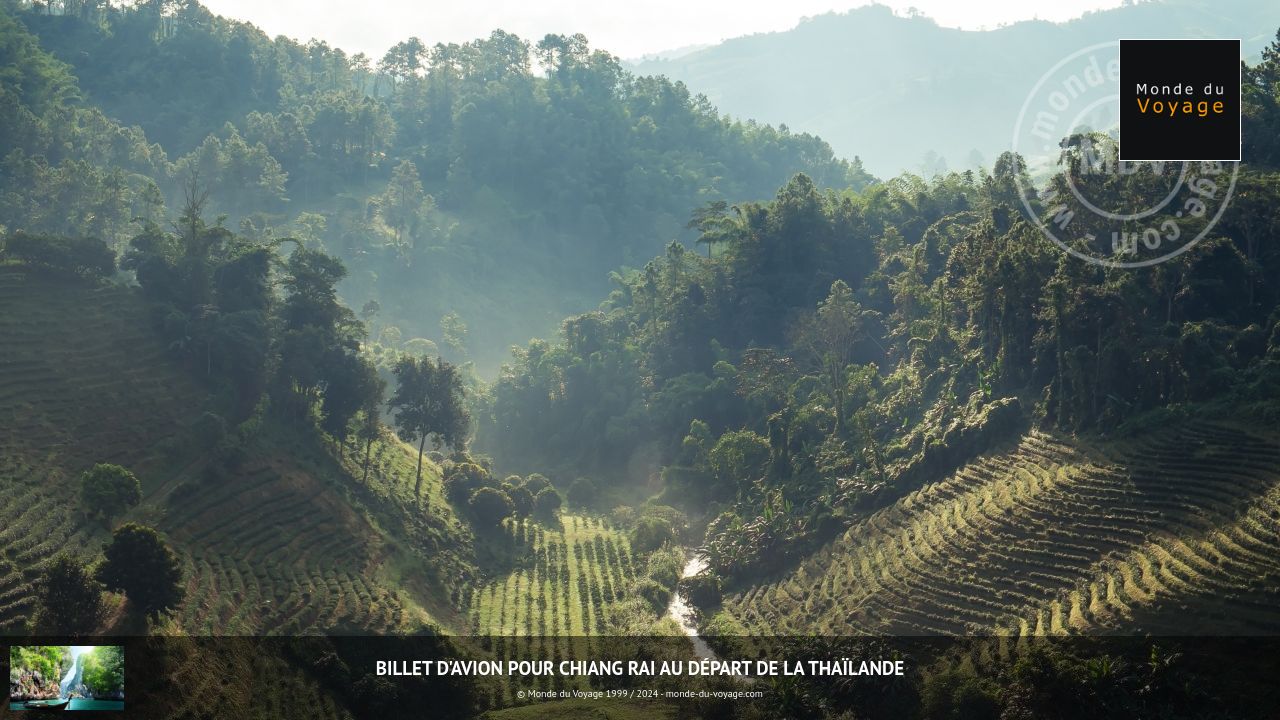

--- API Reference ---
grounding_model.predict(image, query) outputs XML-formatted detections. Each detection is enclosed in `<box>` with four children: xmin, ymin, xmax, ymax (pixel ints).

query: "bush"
<box><xmin>634</xmin><ymin>577</ymin><xmax>672</xmax><ymax>612</ymax></box>
<box><xmin>919</xmin><ymin>670</ymin><xmax>1001</xmax><ymax>720</ymax></box>
<box><xmin>2</xmin><ymin>232</ymin><xmax>115</xmax><ymax>279</ymax></box>
<box><xmin>444</xmin><ymin>462</ymin><xmax>491</xmax><ymax>503</ymax></box>
<box><xmin>568</xmin><ymin>477</ymin><xmax>598</xmax><ymax>507</ymax></box>
<box><xmin>80</xmin><ymin>463</ymin><xmax>142</xmax><ymax>520</ymax></box>
<box><xmin>523</xmin><ymin>473</ymin><xmax>552</xmax><ymax>494</ymax></box>
<box><xmin>534</xmin><ymin>487</ymin><xmax>562</xmax><ymax>516</ymax></box>
<box><xmin>680</xmin><ymin>572</ymin><xmax>722</xmax><ymax>609</ymax></box>
<box><xmin>468</xmin><ymin>487</ymin><xmax>514</xmax><ymax>527</ymax></box>
<box><xmin>630</xmin><ymin>516</ymin><xmax>675</xmax><ymax>554</ymax></box>
<box><xmin>508</xmin><ymin>485</ymin><xmax>535</xmax><ymax>517</ymax></box>
<box><xmin>646</xmin><ymin>547</ymin><xmax>685</xmax><ymax>590</ymax></box>
<box><xmin>193</xmin><ymin>411</ymin><xmax>227</xmax><ymax>450</ymax></box>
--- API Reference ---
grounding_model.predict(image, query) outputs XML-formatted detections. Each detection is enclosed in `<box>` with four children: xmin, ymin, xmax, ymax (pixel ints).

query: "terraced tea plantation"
<box><xmin>462</xmin><ymin>514</ymin><xmax>640</xmax><ymax>707</ymax></box>
<box><xmin>467</xmin><ymin>514</ymin><xmax>637</xmax><ymax>638</ymax></box>
<box><xmin>724</xmin><ymin>423</ymin><xmax>1280</xmax><ymax>636</ymax></box>
<box><xmin>165</xmin><ymin>457</ymin><xmax>411</xmax><ymax>635</ymax></box>
<box><xmin>0</xmin><ymin>269</ymin><xmax>431</xmax><ymax>635</ymax></box>
<box><xmin>0</xmin><ymin>268</ymin><xmax>203</xmax><ymax>631</ymax></box>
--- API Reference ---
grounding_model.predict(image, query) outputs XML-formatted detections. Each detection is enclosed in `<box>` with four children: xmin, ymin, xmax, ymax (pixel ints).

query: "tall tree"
<box><xmin>389</xmin><ymin>355</ymin><xmax>471</xmax><ymax>498</ymax></box>
<box><xmin>36</xmin><ymin>554</ymin><xmax>104</xmax><ymax>636</ymax></box>
<box><xmin>793</xmin><ymin>280</ymin><xmax>870</xmax><ymax>437</ymax></box>
<box><xmin>96</xmin><ymin>523</ymin><xmax>184</xmax><ymax>618</ymax></box>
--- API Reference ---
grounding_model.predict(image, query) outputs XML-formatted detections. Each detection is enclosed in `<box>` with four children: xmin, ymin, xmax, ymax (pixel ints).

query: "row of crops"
<box><xmin>724</xmin><ymin>423</ymin><xmax>1280</xmax><ymax>636</ymax></box>
<box><xmin>0</xmin><ymin>269</ymin><xmax>200</xmax><ymax>631</ymax></box>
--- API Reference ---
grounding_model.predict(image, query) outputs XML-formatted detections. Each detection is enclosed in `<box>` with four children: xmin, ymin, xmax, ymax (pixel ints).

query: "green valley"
<box><xmin>4</xmin><ymin>1</ymin><xmax>1280</xmax><ymax>718</ymax></box>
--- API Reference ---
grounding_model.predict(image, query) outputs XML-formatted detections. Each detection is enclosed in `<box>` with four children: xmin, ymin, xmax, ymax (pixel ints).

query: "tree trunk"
<box><xmin>414</xmin><ymin>434</ymin><xmax>427</xmax><ymax>498</ymax></box>
<box><xmin>363</xmin><ymin>437</ymin><xmax>374</xmax><ymax>483</ymax></box>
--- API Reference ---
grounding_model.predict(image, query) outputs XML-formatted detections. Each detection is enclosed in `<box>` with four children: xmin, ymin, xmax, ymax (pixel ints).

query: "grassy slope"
<box><xmin>722</xmin><ymin>423</ymin><xmax>1280</xmax><ymax>636</ymax></box>
<box><xmin>0</xmin><ymin>267</ymin><xmax>471</xmax><ymax>635</ymax></box>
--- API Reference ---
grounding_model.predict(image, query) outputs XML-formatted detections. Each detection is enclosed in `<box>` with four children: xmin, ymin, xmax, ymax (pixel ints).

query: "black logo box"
<box><xmin>1119</xmin><ymin>38</ymin><xmax>1241</xmax><ymax>162</ymax></box>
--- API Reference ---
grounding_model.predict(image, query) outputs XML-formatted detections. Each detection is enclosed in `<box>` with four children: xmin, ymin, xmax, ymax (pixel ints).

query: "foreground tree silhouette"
<box><xmin>96</xmin><ymin>523</ymin><xmax>184</xmax><ymax>618</ymax></box>
<box><xmin>36</xmin><ymin>554</ymin><xmax>104</xmax><ymax>636</ymax></box>
<box><xmin>389</xmin><ymin>355</ymin><xmax>470</xmax><ymax>499</ymax></box>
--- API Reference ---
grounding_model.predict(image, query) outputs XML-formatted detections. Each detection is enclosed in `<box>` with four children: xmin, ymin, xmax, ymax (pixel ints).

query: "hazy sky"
<box><xmin>198</xmin><ymin>0</ymin><xmax>1123</xmax><ymax>61</ymax></box>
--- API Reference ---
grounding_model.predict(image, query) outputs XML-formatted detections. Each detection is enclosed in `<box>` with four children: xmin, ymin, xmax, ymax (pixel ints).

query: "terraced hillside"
<box><xmin>467</xmin><ymin>514</ymin><xmax>637</xmax><ymax>638</ymax></box>
<box><xmin>723</xmin><ymin>423</ymin><xmax>1280</xmax><ymax>636</ymax></box>
<box><xmin>0</xmin><ymin>268</ymin><xmax>460</xmax><ymax>635</ymax></box>
<box><xmin>0</xmin><ymin>267</ymin><xmax>206</xmax><ymax>631</ymax></box>
<box><xmin>464</xmin><ymin>515</ymin><xmax>640</xmax><ymax>707</ymax></box>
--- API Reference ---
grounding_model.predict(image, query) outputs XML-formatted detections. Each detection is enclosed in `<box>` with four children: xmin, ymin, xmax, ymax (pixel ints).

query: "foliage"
<box><xmin>468</xmin><ymin>486</ymin><xmax>514</xmax><ymax>527</ymax></box>
<box><xmin>534</xmin><ymin>487</ymin><xmax>562</xmax><ymax>517</ymax></box>
<box><xmin>96</xmin><ymin>522</ymin><xmax>184</xmax><ymax>618</ymax></box>
<box><xmin>629</xmin><ymin>516</ymin><xmax>675</xmax><ymax>554</ymax></box>
<box><xmin>506</xmin><ymin>484</ymin><xmax>534</xmax><ymax>517</ymax></box>
<box><xmin>79</xmin><ymin>645</ymin><xmax>125</xmax><ymax>696</ymax></box>
<box><xmin>79</xmin><ymin>463</ymin><xmax>141</xmax><ymax>521</ymax></box>
<box><xmin>390</xmin><ymin>354</ymin><xmax>470</xmax><ymax>498</ymax></box>
<box><xmin>567</xmin><ymin>477</ymin><xmax>598</xmax><ymax>507</ymax></box>
<box><xmin>2</xmin><ymin>231</ymin><xmax>114</xmax><ymax>278</ymax></box>
<box><xmin>35</xmin><ymin>554</ymin><xmax>104</xmax><ymax>635</ymax></box>
<box><xmin>9</xmin><ymin>646</ymin><xmax>67</xmax><ymax>688</ymax></box>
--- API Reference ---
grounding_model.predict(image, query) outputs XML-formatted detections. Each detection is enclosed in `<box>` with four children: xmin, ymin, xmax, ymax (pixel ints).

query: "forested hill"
<box><xmin>1</xmin><ymin>1</ymin><xmax>867</xmax><ymax>371</ymax></box>
<box><xmin>631</xmin><ymin>0</ymin><xmax>1278</xmax><ymax>177</ymax></box>
<box><xmin>480</xmin><ymin>33</ymin><xmax>1280</xmax><ymax>596</ymax></box>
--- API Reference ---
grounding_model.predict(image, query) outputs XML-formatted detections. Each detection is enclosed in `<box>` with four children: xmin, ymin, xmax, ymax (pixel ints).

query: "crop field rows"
<box><xmin>724</xmin><ymin>423</ymin><xmax>1280</xmax><ymax>636</ymax></box>
<box><xmin>468</xmin><ymin>514</ymin><xmax>636</xmax><ymax>637</ymax></box>
<box><xmin>462</xmin><ymin>514</ymin><xmax>638</xmax><ymax>707</ymax></box>
<box><xmin>165</xmin><ymin>462</ymin><xmax>407</xmax><ymax>635</ymax></box>
<box><xmin>0</xmin><ymin>270</ymin><xmax>203</xmax><ymax>631</ymax></box>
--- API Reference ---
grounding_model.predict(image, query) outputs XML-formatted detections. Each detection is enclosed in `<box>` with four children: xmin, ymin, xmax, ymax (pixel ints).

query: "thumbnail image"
<box><xmin>9</xmin><ymin>646</ymin><xmax>124</xmax><ymax>712</ymax></box>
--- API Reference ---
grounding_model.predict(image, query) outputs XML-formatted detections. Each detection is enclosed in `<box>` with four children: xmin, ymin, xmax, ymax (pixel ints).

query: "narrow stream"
<box><xmin>665</xmin><ymin>550</ymin><xmax>718</xmax><ymax>660</ymax></box>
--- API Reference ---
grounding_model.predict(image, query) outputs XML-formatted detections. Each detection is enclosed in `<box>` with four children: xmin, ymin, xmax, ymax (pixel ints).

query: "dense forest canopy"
<box><xmin>0</xmin><ymin>0</ymin><xmax>868</xmax><ymax>369</ymax></box>
<box><xmin>479</xmin><ymin>32</ymin><xmax>1280</xmax><ymax>578</ymax></box>
<box><xmin>4</xmin><ymin>2</ymin><xmax>1280</xmax><ymax>717</ymax></box>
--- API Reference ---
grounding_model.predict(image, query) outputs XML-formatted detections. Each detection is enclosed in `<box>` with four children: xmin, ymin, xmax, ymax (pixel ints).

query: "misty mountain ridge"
<box><xmin>632</xmin><ymin>0</ymin><xmax>1277</xmax><ymax>177</ymax></box>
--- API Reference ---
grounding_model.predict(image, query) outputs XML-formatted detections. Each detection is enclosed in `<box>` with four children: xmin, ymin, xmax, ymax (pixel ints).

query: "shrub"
<box><xmin>80</xmin><ymin>463</ymin><xmax>142</xmax><ymax>520</ymax></box>
<box><xmin>193</xmin><ymin>411</ymin><xmax>227</xmax><ymax>450</ymax></box>
<box><xmin>568</xmin><ymin>477</ymin><xmax>598</xmax><ymax>507</ymax></box>
<box><xmin>508</xmin><ymin>485</ymin><xmax>535</xmax><ymax>517</ymax></box>
<box><xmin>445</xmin><ymin>462</ymin><xmax>491</xmax><ymax>503</ymax></box>
<box><xmin>523</xmin><ymin>473</ymin><xmax>552</xmax><ymax>495</ymax></box>
<box><xmin>633</xmin><ymin>578</ymin><xmax>672</xmax><ymax>613</ymax></box>
<box><xmin>468</xmin><ymin>487</ymin><xmax>514</xmax><ymax>527</ymax></box>
<box><xmin>646</xmin><ymin>547</ymin><xmax>685</xmax><ymax>590</ymax></box>
<box><xmin>919</xmin><ymin>670</ymin><xmax>1001</xmax><ymax>720</ymax></box>
<box><xmin>680</xmin><ymin>572</ymin><xmax>722</xmax><ymax>609</ymax></box>
<box><xmin>534</xmin><ymin>487</ymin><xmax>562</xmax><ymax>516</ymax></box>
<box><xmin>630</xmin><ymin>516</ymin><xmax>675</xmax><ymax>554</ymax></box>
<box><xmin>2</xmin><ymin>232</ymin><xmax>115</xmax><ymax>279</ymax></box>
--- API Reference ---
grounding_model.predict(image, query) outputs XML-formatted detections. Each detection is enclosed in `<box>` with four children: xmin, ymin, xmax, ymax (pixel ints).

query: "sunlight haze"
<box><xmin>197</xmin><ymin>0</ymin><xmax>1123</xmax><ymax>60</ymax></box>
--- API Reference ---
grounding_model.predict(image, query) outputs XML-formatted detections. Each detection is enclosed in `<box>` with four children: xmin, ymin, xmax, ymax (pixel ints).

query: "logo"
<box><xmin>1011</xmin><ymin>41</ymin><xmax>1239</xmax><ymax>268</ymax></box>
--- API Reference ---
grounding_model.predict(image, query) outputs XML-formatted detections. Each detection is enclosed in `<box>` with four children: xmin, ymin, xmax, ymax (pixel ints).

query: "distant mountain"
<box><xmin>632</xmin><ymin>0</ymin><xmax>1278</xmax><ymax>177</ymax></box>
<box><xmin>624</xmin><ymin>42</ymin><xmax>713</xmax><ymax>64</ymax></box>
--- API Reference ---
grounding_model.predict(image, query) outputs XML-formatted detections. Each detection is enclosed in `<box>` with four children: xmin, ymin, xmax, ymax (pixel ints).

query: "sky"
<box><xmin>197</xmin><ymin>0</ymin><xmax>1124</xmax><ymax>62</ymax></box>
